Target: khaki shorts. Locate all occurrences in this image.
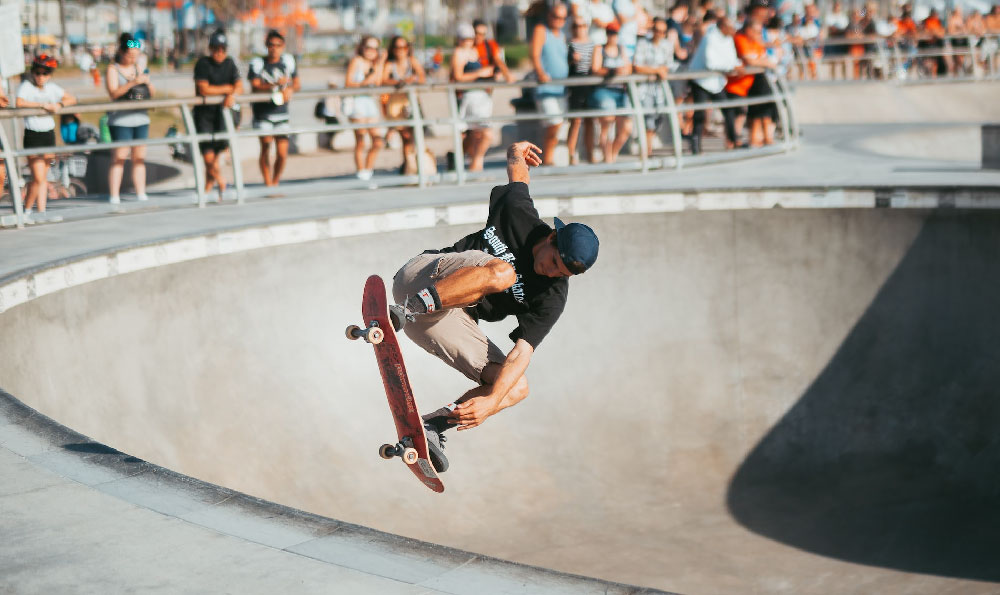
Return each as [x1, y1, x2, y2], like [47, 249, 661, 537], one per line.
[392, 250, 507, 384]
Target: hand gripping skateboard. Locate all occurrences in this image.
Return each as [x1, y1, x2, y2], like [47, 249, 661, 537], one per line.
[346, 275, 445, 493]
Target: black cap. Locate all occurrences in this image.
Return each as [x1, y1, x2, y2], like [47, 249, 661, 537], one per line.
[209, 30, 228, 48]
[554, 217, 599, 274]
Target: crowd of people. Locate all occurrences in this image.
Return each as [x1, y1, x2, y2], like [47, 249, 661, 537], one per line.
[3, 1, 1000, 216]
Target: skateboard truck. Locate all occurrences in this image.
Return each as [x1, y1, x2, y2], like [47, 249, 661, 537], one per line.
[379, 438, 419, 465]
[345, 322, 384, 345]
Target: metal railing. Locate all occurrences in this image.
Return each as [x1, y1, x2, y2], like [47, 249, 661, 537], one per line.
[786, 33, 1000, 83]
[0, 68, 798, 229]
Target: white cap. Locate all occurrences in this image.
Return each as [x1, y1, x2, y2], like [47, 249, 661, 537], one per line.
[457, 23, 475, 40]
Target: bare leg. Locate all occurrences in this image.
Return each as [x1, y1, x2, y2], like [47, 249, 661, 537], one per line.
[566, 118, 582, 164]
[272, 137, 289, 185]
[28, 157, 49, 212]
[468, 129, 491, 171]
[583, 118, 595, 163]
[109, 146, 128, 200]
[541, 124, 560, 165]
[598, 117, 613, 162]
[610, 116, 633, 163]
[364, 130, 384, 171]
[352, 129, 366, 171]
[131, 145, 147, 196]
[258, 136, 274, 186]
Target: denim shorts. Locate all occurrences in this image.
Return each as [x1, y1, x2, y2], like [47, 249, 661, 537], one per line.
[589, 87, 629, 111]
[109, 124, 150, 141]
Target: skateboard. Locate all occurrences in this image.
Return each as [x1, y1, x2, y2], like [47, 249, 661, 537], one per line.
[345, 274, 445, 493]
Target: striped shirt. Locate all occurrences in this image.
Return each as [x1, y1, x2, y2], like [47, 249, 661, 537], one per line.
[568, 40, 595, 76]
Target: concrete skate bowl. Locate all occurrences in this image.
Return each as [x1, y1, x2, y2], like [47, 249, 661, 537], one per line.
[2, 197, 1000, 594]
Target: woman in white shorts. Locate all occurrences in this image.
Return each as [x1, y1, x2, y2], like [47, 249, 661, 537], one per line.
[344, 36, 384, 180]
[451, 23, 495, 171]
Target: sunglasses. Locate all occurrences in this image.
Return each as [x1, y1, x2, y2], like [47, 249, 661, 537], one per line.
[551, 14, 567, 20]
[574, 23, 588, 28]
[266, 42, 283, 48]
[394, 44, 409, 50]
[364, 45, 379, 50]
[654, 27, 669, 33]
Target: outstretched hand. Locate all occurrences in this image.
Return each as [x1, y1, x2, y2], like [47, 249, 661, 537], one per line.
[508, 141, 543, 167]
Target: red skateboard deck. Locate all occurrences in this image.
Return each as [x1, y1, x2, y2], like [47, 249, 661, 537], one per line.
[348, 275, 444, 493]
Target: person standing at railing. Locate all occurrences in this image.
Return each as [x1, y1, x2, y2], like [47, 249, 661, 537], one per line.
[106, 33, 154, 205]
[193, 30, 243, 202]
[247, 30, 301, 187]
[382, 35, 426, 174]
[530, 2, 570, 166]
[987, 6, 1000, 33]
[947, 8, 969, 76]
[612, 0, 641, 58]
[451, 24, 497, 172]
[344, 36, 385, 182]
[920, 8, 946, 77]
[16, 55, 77, 221]
[566, 17, 597, 164]
[728, 3, 778, 148]
[590, 22, 633, 163]
[473, 20, 513, 85]
[689, 15, 743, 151]
[824, 0, 850, 79]
[633, 16, 687, 157]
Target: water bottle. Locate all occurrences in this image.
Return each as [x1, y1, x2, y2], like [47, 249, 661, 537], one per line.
[99, 114, 111, 143]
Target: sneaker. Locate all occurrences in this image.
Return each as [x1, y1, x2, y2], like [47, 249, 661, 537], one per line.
[388, 304, 415, 332]
[109, 195, 121, 204]
[21, 211, 35, 225]
[356, 169, 373, 181]
[423, 423, 449, 473]
[136, 193, 149, 202]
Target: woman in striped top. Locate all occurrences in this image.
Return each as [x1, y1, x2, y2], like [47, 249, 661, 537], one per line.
[566, 18, 596, 164]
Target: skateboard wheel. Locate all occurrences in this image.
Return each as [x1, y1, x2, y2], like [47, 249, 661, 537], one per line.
[366, 327, 384, 345]
[379, 444, 395, 459]
[345, 325, 361, 341]
[402, 448, 418, 465]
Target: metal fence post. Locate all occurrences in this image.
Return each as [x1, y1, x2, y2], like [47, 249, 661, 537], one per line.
[626, 79, 650, 173]
[180, 104, 208, 208]
[0, 124, 24, 229]
[661, 78, 684, 170]
[446, 86, 466, 185]
[771, 72, 794, 152]
[408, 87, 428, 188]
[221, 107, 245, 204]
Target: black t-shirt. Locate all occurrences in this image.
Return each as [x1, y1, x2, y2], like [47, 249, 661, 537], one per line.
[430, 182, 568, 349]
[193, 55, 240, 122]
[247, 54, 297, 122]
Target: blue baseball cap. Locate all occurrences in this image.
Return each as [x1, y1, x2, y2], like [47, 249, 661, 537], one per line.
[553, 217, 599, 274]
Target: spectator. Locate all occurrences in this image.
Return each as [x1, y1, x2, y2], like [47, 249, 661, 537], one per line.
[383, 35, 426, 174]
[824, 0, 850, 79]
[566, 16, 597, 164]
[633, 16, 687, 157]
[582, 0, 617, 46]
[590, 22, 633, 163]
[344, 36, 385, 181]
[106, 33, 154, 204]
[947, 8, 968, 75]
[796, 4, 823, 80]
[987, 6, 1000, 33]
[193, 30, 243, 202]
[452, 24, 495, 172]
[689, 15, 743, 152]
[730, 4, 778, 148]
[530, 2, 570, 166]
[613, 0, 641, 57]
[16, 55, 76, 220]
[473, 19, 513, 83]
[248, 30, 300, 187]
[920, 8, 946, 77]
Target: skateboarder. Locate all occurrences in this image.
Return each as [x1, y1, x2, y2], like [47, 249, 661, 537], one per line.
[391, 141, 599, 472]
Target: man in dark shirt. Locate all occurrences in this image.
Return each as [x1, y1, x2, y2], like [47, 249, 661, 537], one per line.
[247, 30, 300, 187]
[391, 141, 599, 472]
[193, 29, 243, 202]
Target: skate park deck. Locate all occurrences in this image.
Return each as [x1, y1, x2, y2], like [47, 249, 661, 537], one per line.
[2, 118, 1000, 594]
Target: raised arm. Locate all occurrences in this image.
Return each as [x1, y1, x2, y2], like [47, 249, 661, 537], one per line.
[506, 141, 542, 184]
